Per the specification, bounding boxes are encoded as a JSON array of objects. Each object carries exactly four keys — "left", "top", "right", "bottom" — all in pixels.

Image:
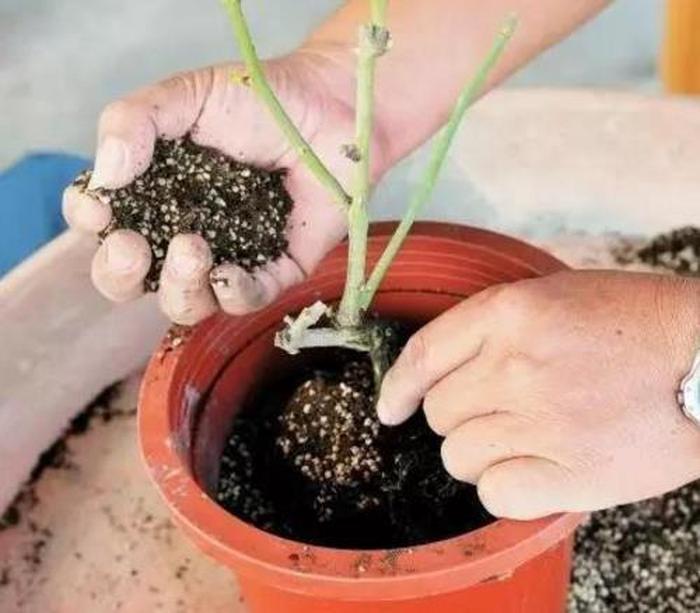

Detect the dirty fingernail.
[{"left": 90, "top": 138, "right": 129, "bottom": 188}]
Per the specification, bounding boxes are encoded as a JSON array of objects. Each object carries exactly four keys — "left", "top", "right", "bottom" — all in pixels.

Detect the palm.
[
  {"left": 64, "top": 59, "right": 373, "bottom": 323},
  {"left": 189, "top": 61, "right": 354, "bottom": 275}
]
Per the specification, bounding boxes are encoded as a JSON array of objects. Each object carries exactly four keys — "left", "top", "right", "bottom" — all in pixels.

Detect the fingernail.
[
  {"left": 376, "top": 397, "right": 400, "bottom": 426},
  {"left": 90, "top": 138, "right": 129, "bottom": 188},
  {"left": 106, "top": 240, "right": 138, "bottom": 274},
  {"left": 172, "top": 252, "right": 202, "bottom": 277},
  {"left": 236, "top": 271, "right": 266, "bottom": 306}
]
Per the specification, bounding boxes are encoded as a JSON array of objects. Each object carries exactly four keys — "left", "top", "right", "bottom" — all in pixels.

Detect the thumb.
[
  {"left": 477, "top": 457, "right": 577, "bottom": 520},
  {"left": 90, "top": 69, "right": 214, "bottom": 189}
]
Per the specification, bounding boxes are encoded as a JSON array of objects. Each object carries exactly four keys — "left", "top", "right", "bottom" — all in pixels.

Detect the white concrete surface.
[{"left": 0, "top": 232, "right": 168, "bottom": 512}]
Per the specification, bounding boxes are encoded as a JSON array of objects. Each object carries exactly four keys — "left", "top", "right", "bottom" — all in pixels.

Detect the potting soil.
[
  {"left": 216, "top": 350, "right": 494, "bottom": 549},
  {"left": 72, "top": 136, "right": 292, "bottom": 291}
]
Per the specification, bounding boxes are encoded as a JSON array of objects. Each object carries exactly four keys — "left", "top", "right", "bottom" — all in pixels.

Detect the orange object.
[
  {"left": 662, "top": 0, "right": 700, "bottom": 93},
  {"left": 139, "top": 223, "right": 583, "bottom": 613}
]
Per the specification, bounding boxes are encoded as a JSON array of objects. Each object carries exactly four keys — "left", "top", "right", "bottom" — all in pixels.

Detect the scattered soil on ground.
[
  {"left": 570, "top": 483, "right": 700, "bottom": 612},
  {"left": 0, "top": 384, "right": 130, "bottom": 593},
  {"left": 615, "top": 226, "right": 700, "bottom": 276}
]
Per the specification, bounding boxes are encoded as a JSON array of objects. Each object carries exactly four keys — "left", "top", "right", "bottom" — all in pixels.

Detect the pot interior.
[{"left": 190, "top": 290, "right": 460, "bottom": 496}]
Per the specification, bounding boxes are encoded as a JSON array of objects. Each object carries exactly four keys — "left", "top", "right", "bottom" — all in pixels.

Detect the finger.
[
  {"left": 210, "top": 255, "right": 304, "bottom": 316},
  {"left": 62, "top": 185, "right": 112, "bottom": 233},
  {"left": 283, "top": 165, "right": 348, "bottom": 274},
  {"left": 159, "top": 234, "right": 217, "bottom": 325},
  {"left": 478, "top": 457, "right": 576, "bottom": 520},
  {"left": 91, "top": 230, "right": 151, "bottom": 302},
  {"left": 423, "top": 355, "right": 500, "bottom": 436},
  {"left": 377, "top": 287, "right": 500, "bottom": 426},
  {"left": 440, "top": 414, "right": 524, "bottom": 483},
  {"left": 90, "top": 70, "right": 214, "bottom": 189}
]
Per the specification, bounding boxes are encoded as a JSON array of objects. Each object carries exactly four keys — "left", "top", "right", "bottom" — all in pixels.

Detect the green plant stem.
[
  {"left": 337, "top": 0, "right": 389, "bottom": 327},
  {"left": 221, "top": 0, "right": 350, "bottom": 210},
  {"left": 361, "top": 15, "right": 518, "bottom": 309}
]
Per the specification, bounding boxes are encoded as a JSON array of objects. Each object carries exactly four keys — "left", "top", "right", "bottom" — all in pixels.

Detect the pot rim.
[{"left": 138, "top": 222, "right": 583, "bottom": 598}]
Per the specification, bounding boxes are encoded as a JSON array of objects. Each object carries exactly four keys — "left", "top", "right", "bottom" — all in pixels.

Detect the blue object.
[{"left": 0, "top": 153, "right": 90, "bottom": 276}]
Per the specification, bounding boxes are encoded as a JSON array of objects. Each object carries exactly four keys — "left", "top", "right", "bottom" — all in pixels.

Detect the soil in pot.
[
  {"left": 216, "top": 326, "right": 494, "bottom": 550},
  {"left": 73, "top": 136, "right": 293, "bottom": 291}
]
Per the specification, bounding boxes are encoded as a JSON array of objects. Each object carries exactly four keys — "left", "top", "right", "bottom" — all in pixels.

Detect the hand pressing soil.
[
  {"left": 217, "top": 347, "right": 493, "bottom": 549},
  {"left": 73, "top": 136, "right": 293, "bottom": 291}
]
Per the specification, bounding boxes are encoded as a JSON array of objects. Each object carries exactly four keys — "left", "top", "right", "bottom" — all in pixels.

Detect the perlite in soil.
[
  {"left": 216, "top": 349, "right": 494, "bottom": 550},
  {"left": 73, "top": 136, "right": 293, "bottom": 291}
]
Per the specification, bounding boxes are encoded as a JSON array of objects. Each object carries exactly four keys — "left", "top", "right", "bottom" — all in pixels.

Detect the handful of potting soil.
[{"left": 72, "top": 136, "right": 293, "bottom": 291}]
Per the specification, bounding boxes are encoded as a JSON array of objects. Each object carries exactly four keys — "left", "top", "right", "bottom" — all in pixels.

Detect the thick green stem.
[
  {"left": 361, "top": 15, "right": 517, "bottom": 308},
  {"left": 337, "top": 0, "right": 389, "bottom": 327},
  {"left": 222, "top": 0, "right": 350, "bottom": 210}
]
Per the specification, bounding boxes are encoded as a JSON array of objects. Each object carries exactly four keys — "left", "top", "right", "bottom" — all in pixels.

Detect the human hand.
[
  {"left": 377, "top": 270, "right": 700, "bottom": 519},
  {"left": 63, "top": 53, "right": 387, "bottom": 324}
]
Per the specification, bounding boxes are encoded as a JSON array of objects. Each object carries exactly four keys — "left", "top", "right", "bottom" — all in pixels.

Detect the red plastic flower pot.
[{"left": 139, "top": 222, "right": 583, "bottom": 613}]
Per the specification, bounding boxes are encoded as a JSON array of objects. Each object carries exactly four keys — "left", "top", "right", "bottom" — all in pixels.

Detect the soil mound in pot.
[
  {"left": 216, "top": 342, "right": 493, "bottom": 550},
  {"left": 73, "top": 136, "right": 293, "bottom": 291}
]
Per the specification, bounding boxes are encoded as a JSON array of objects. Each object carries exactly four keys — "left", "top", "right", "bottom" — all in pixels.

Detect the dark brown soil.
[
  {"left": 0, "top": 384, "right": 132, "bottom": 600},
  {"left": 570, "top": 482, "right": 700, "bottom": 612},
  {"left": 0, "top": 384, "right": 125, "bottom": 534},
  {"left": 618, "top": 226, "right": 700, "bottom": 275},
  {"left": 73, "top": 136, "right": 293, "bottom": 291},
  {"left": 216, "top": 340, "right": 493, "bottom": 549}
]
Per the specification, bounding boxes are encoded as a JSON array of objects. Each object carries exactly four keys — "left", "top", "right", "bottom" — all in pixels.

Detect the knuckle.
[
  {"left": 487, "top": 282, "right": 541, "bottom": 330},
  {"left": 472, "top": 283, "right": 506, "bottom": 306},
  {"left": 402, "top": 331, "right": 431, "bottom": 379},
  {"left": 99, "top": 99, "right": 139, "bottom": 126},
  {"left": 423, "top": 389, "right": 449, "bottom": 436},
  {"left": 499, "top": 349, "right": 537, "bottom": 381},
  {"left": 497, "top": 282, "right": 532, "bottom": 313}
]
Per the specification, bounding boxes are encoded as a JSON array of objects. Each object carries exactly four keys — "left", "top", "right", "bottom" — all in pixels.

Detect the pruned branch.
[
  {"left": 336, "top": 0, "right": 390, "bottom": 327},
  {"left": 362, "top": 14, "right": 518, "bottom": 308},
  {"left": 221, "top": 0, "right": 351, "bottom": 210}
]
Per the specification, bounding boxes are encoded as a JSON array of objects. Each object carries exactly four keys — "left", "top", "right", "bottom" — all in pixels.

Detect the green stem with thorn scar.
[
  {"left": 221, "top": 0, "right": 351, "bottom": 211},
  {"left": 222, "top": 0, "right": 516, "bottom": 365},
  {"left": 337, "top": 0, "right": 390, "bottom": 327},
  {"left": 360, "top": 14, "right": 518, "bottom": 309}
]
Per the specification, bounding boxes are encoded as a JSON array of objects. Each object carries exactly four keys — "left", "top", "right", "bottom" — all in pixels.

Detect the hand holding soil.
[
  {"left": 378, "top": 270, "right": 700, "bottom": 520},
  {"left": 62, "top": 56, "right": 384, "bottom": 324}
]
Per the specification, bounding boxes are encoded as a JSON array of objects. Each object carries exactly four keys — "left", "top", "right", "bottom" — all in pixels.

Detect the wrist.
[
  {"left": 665, "top": 276, "right": 700, "bottom": 422},
  {"left": 660, "top": 276, "right": 700, "bottom": 375}
]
